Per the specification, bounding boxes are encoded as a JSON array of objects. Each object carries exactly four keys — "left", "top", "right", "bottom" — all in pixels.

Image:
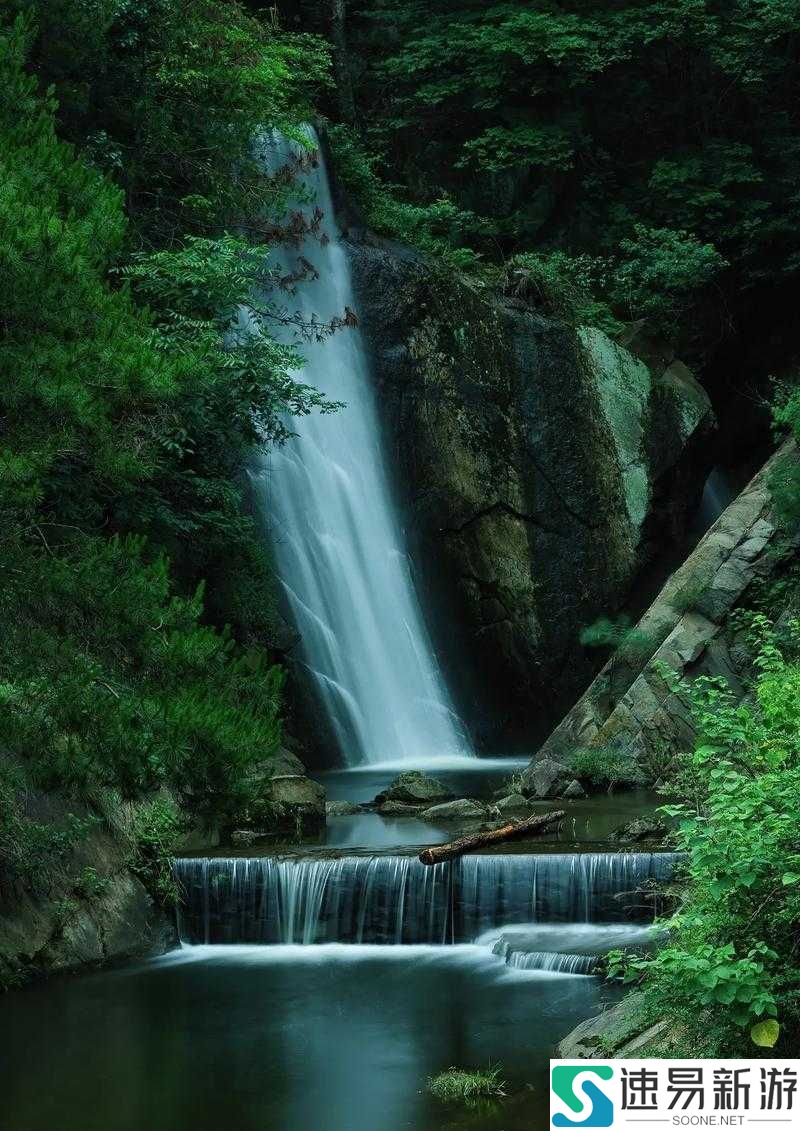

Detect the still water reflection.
[{"left": 0, "top": 944, "right": 615, "bottom": 1131}]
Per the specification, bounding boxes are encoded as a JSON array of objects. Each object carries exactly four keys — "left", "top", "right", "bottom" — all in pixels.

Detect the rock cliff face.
[
  {"left": 0, "top": 773, "right": 174, "bottom": 985},
  {"left": 525, "top": 442, "right": 800, "bottom": 784},
  {"left": 348, "top": 238, "right": 714, "bottom": 747}
]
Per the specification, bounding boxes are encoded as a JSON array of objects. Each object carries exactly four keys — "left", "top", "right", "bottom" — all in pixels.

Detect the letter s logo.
[{"left": 551, "top": 1065, "right": 614, "bottom": 1127}]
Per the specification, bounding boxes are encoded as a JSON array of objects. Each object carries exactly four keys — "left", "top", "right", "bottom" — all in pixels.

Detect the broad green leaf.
[{"left": 751, "top": 1020, "right": 780, "bottom": 1048}]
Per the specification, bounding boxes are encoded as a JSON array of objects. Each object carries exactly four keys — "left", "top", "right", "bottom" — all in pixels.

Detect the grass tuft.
[{"left": 428, "top": 1066, "right": 506, "bottom": 1102}]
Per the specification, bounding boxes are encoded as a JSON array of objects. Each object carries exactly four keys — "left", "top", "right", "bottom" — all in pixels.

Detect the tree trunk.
[
  {"left": 331, "top": 0, "right": 356, "bottom": 125},
  {"left": 418, "top": 810, "right": 566, "bottom": 866}
]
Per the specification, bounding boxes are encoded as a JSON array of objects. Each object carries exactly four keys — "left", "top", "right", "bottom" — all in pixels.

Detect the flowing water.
[
  {"left": 174, "top": 852, "right": 674, "bottom": 945},
  {"left": 246, "top": 127, "right": 470, "bottom": 768},
  {"left": 0, "top": 943, "right": 612, "bottom": 1131},
  {"left": 0, "top": 853, "right": 674, "bottom": 1131}
]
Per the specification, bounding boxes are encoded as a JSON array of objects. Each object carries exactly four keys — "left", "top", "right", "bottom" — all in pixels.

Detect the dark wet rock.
[
  {"left": 374, "top": 771, "right": 453, "bottom": 806},
  {"left": 325, "top": 800, "right": 363, "bottom": 817},
  {"left": 349, "top": 238, "right": 714, "bottom": 747},
  {"left": 520, "top": 756, "right": 572, "bottom": 799},
  {"left": 375, "top": 800, "right": 427, "bottom": 816},
  {"left": 561, "top": 779, "right": 587, "bottom": 799},
  {"left": 609, "top": 817, "right": 668, "bottom": 843},
  {"left": 242, "top": 746, "right": 327, "bottom": 836},
  {"left": 230, "top": 828, "right": 261, "bottom": 847},
  {"left": 420, "top": 798, "right": 487, "bottom": 821},
  {"left": 494, "top": 792, "right": 532, "bottom": 815}
]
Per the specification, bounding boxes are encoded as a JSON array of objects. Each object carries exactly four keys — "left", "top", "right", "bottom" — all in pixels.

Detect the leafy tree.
[
  {"left": 0, "top": 9, "right": 331, "bottom": 864},
  {"left": 337, "top": 0, "right": 800, "bottom": 345}
]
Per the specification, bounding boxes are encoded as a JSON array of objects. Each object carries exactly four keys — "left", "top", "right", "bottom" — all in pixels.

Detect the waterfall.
[
  {"left": 502, "top": 950, "right": 600, "bottom": 975},
  {"left": 174, "top": 853, "right": 676, "bottom": 946},
  {"left": 487, "top": 923, "right": 658, "bottom": 977},
  {"left": 246, "top": 127, "right": 470, "bottom": 768}
]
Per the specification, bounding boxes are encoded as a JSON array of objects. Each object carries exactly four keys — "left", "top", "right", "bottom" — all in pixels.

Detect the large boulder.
[
  {"left": 245, "top": 746, "right": 326, "bottom": 836},
  {"left": 348, "top": 238, "right": 714, "bottom": 747},
  {"left": 557, "top": 993, "right": 670, "bottom": 1059},
  {"left": 528, "top": 442, "right": 800, "bottom": 782},
  {"left": 520, "top": 756, "right": 573, "bottom": 799},
  {"left": 494, "top": 792, "right": 532, "bottom": 815},
  {"left": 374, "top": 771, "right": 453, "bottom": 806}
]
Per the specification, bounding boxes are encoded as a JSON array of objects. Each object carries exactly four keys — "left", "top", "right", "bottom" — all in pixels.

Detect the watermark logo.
[
  {"left": 551, "top": 1065, "right": 614, "bottom": 1127},
  {"left": 550, "top": 1060, "right": 800, "bottom": 1129}
]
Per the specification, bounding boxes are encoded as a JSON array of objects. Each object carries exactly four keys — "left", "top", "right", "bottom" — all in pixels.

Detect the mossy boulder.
[{"left": 374, "top": 771, "right": 453, "bottom": 806}]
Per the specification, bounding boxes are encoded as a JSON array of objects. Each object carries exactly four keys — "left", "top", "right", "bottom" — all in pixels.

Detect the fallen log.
[{"left": 418, "top": 810, "right": 566, "bottom": 866}]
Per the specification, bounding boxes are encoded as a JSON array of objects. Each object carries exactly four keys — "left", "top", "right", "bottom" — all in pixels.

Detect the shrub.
[
  {"left": 129, "top": 796, "right": 183, "bottom": 906},
  {"left": 570, "top": 747, "right": 641, "bottom": 789},
  {"left": 610, "top": 614, "right": 800, "bottom": 1052}
]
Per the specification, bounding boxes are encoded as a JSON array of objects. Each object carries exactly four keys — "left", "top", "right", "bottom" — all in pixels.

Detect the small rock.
[
  {"left": 376, "top": 800, "right": 426, "bottom": 816},
  {"left": 325, "top": 800, "right": 363, "bottom": 817},
  {"left": 374, "top": 771, "right": 454, "bottom": 806},
  {"left": 420, "top": 798, "right": 487, "bottom": 821},
  {"left": 230, "top": 828, "right": 260, "bottom": 847},
  {"left": 561, "top": 779, "right": 587, "bottom": 799},
  {"left": 609, "top": 817, "right": 667, "bottom": 843},
  {"left": 495, "top": 792, "right": 531, "bottom": 814}
]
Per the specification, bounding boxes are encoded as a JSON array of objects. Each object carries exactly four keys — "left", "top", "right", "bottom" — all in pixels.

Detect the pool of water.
[
  {"left": 320, "top": 760, "right": 530, "bottom": 804},
  {"left": 0, "top": 943, "right": 617, "bottom": 1131},
  {"left": 320, "top": 786, "right": 663, "bottom": 850}
]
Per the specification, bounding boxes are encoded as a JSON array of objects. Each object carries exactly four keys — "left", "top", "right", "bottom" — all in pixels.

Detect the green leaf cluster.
[
  {"left": 610, "top": 613, "right": 800, "bottom": 1051},
  {"left": 346, "top": 0, "right": 800, "bottom": 339},
  {"left": 0, "top": 5, "right": 331, "bottom": 870}
]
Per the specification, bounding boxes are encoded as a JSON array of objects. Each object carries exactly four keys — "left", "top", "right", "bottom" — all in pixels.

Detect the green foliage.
[
  {"left": 0, "top": 7, "right": 331, "bottom": 864},
  {"left": 129, "top": 795, "right": 182, "bottom": 904},
  {"left": 13, "top": 0, "right": 331, "bottom": 243},
  {"left": 609, "top": 226, "right": 727, "bottom": 335},
  {"left": 345, "top": 0, "right": 799, "bottom": 341},
  {"left": 0, "top": 535, "right": 284, "bottom": 814},
  {"left": 428, "top": 1066, "right": 506, "bottom": 1102},
  {"left": 610, "top": 613, "right": 800, "bottom": 1051},
  {"left": 570, "top": 746, "right": 640, "bottom": 789},
  {"left": 501, "top": 252, "right": 620, "bottom": 334},
  {"left": 0, "top": 763, "right": 99, "bottom": 890},
  {"left": 327, "top": 124, "right": 487, "bottom": 269}
]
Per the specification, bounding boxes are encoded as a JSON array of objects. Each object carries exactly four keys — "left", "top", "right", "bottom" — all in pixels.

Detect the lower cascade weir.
[{"left": 174, "top": 853, "right": 675, "bottom": 948}]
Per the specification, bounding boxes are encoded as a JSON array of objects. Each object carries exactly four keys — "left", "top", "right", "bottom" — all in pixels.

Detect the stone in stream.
[
  {"left": 244, "top": 747, "right": 327, "bottom": 836},
  {"left": 326, "top": 800, "right": 363, "bottom": 817},
  {"left": 494, "top": 792, "right": 532, "bottom": 815},
  {"left": 561, "top": 779, "right": 587, "bottom": 799},
  {"left": 609, "top": 817, "right": 668, "bottom": 843},
  {"left": 373, "top": 770, "right": 453, "bottom": 806},
  {"left": 420, "top": 798, "right": 487, "bottom": 821},
  {"left": 375, "top": 800, "right": 427, "bottom": 816},
  {"left": 521, "top": 756, "right": 572, "bottom": 799}
]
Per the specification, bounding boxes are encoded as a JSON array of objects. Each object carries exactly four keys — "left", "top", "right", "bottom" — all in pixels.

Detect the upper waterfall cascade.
[{"left": 247, "top": 126, "right": 471, "bottom": 768}]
